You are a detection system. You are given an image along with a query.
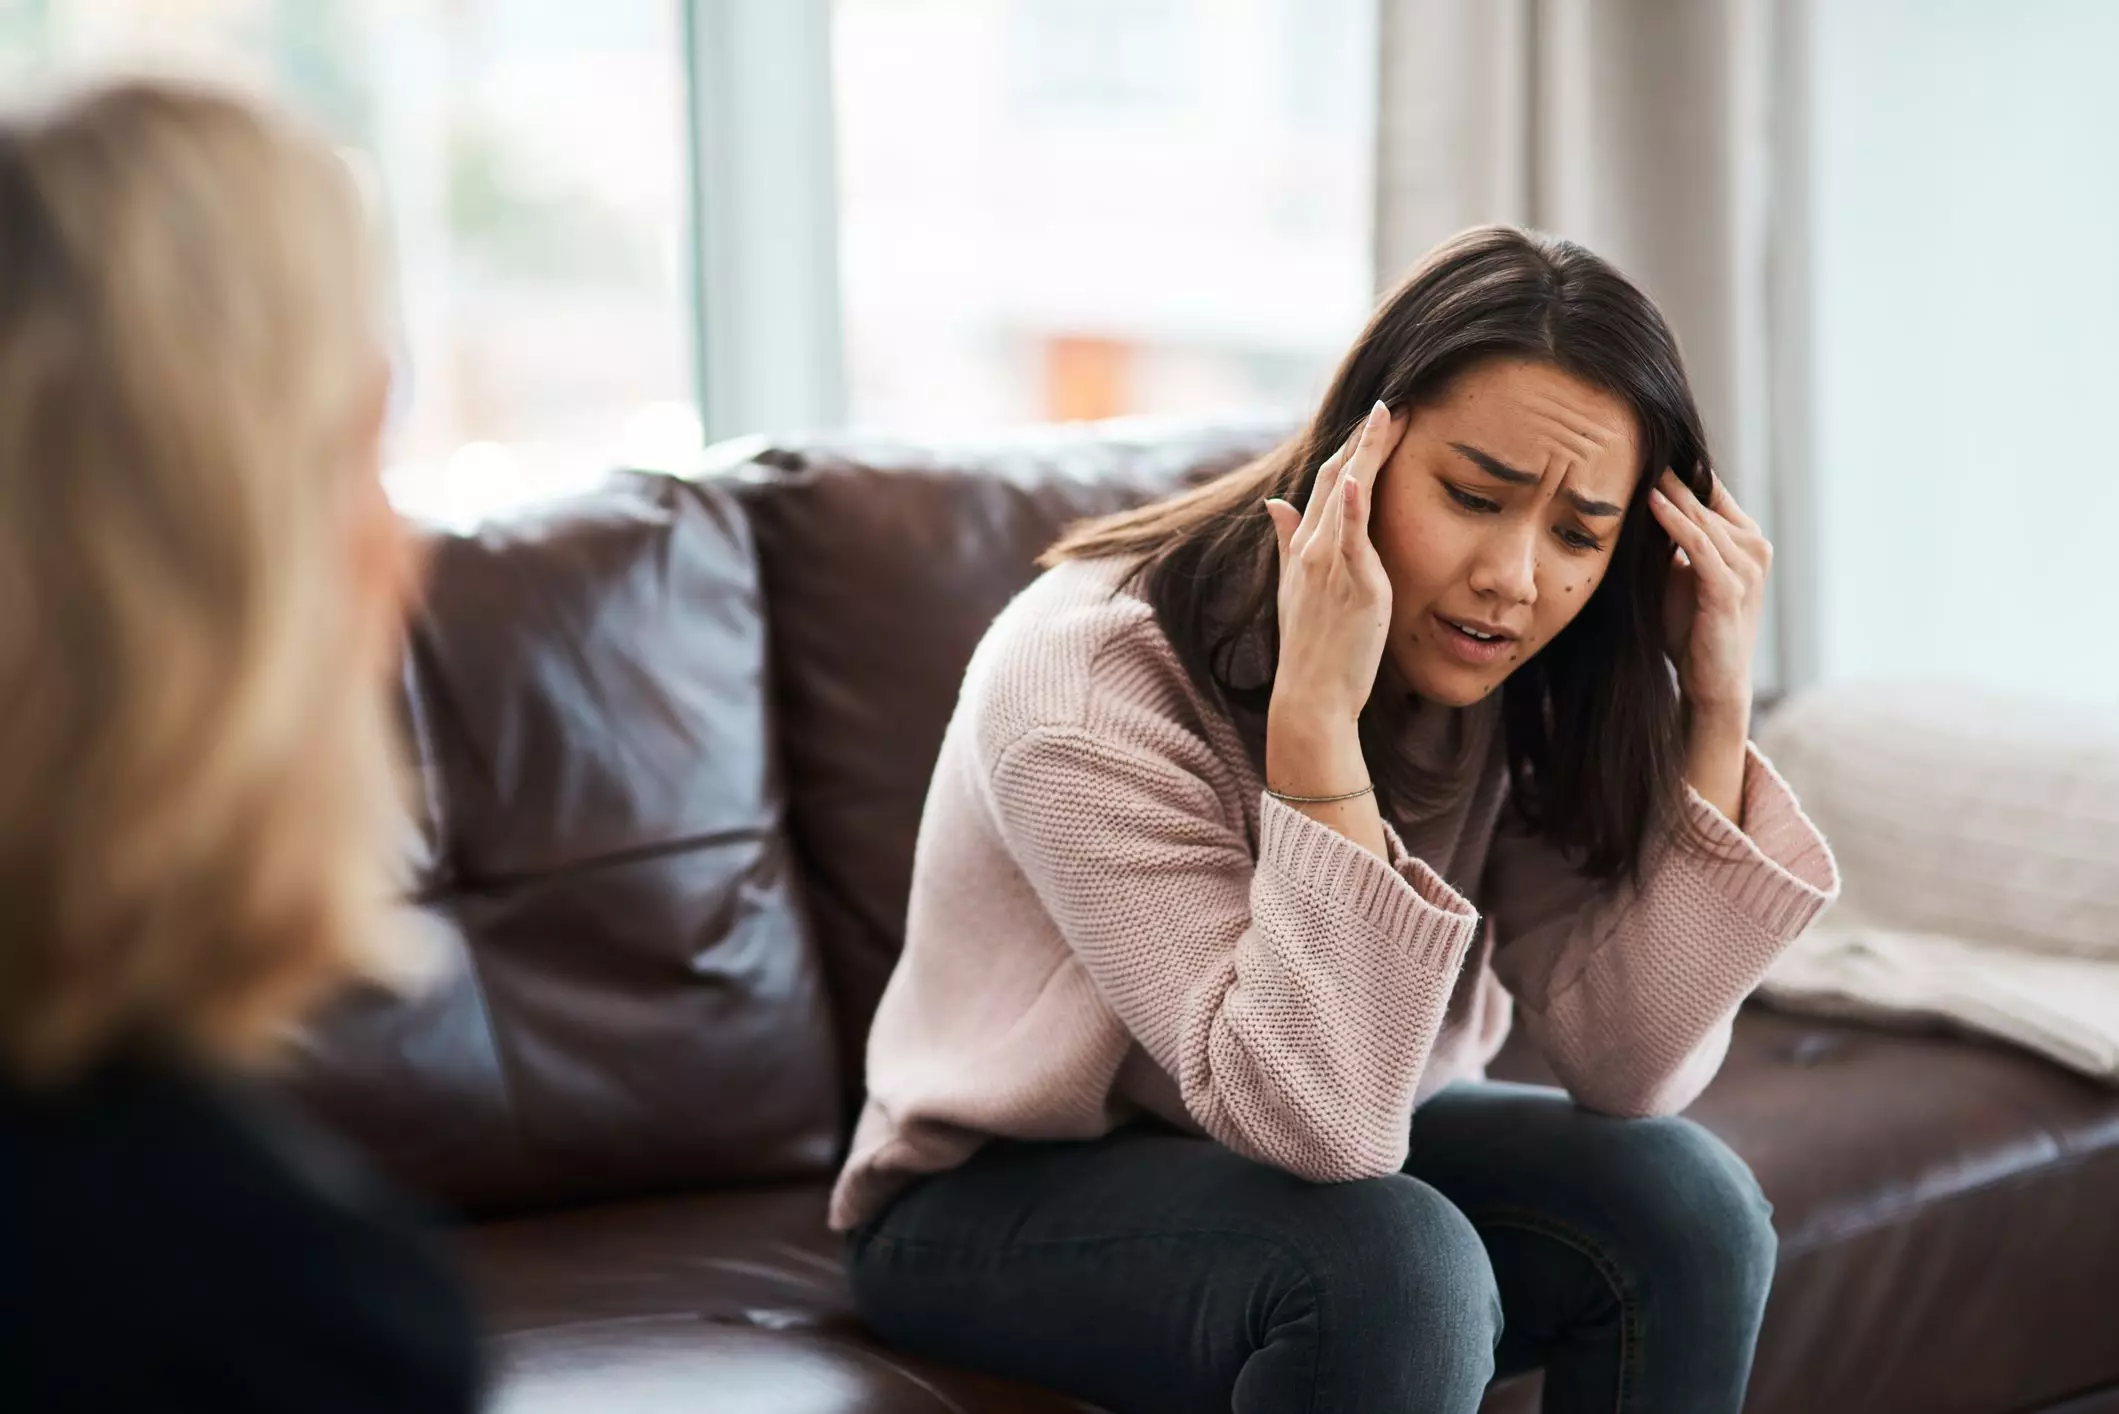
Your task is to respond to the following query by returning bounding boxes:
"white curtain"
[1373,0,1803,693]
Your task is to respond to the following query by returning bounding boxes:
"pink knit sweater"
[829,556,1839,1232]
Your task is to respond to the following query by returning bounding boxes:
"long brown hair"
[1046,225,1717,882]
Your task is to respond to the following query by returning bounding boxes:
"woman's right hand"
[1263,400,1407,730]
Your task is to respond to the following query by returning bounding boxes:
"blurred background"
[0,0,2110,709]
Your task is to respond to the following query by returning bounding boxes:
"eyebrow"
[1447,441,1624,519]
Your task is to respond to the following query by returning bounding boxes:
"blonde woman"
[0,80,480,1410]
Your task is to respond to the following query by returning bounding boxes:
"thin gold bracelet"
[1265,783,1376,805]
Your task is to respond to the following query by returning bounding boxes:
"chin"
[1397,656,1503,709]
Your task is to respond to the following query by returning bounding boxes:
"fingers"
[1319,400,1397,553]
[1317,424,1360,481]
[1264,497,1300,568]
[1345,400,1408,496]
[1294,418,1365,555]
[1657,470,1765,582]
[1649,480,1743,596]
[1680,470,1765,562]
[1319,407,1375,550]
[1337,472,1366,559]
[1703,469,1761,533]
[1299,400,1396,556]
[1689,491,1749,575]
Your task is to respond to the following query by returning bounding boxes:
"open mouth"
[1439,616,1512,643]
[1433,614,1518,665]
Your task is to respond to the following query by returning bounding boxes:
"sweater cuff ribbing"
[1258,791,1479,968]
[1678,741,1842,939]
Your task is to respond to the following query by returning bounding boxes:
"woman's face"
[1369,358,1642,707]
[344,357,421,680]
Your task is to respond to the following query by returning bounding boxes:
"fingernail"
[1370,399,1389,425]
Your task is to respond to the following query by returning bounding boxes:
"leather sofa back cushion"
[723,420,1291,1101]
[292,472,842,1216]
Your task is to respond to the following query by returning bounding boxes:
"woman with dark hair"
[833,225,1839,1413]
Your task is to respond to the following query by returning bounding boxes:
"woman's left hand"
[1649,469,1771,719]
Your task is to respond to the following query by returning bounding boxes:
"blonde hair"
[0,78,418,1085]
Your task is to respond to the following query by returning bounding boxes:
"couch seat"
[462,1008,2119,1414]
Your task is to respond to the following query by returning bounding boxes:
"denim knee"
[1611,1115,1777,1303]
[1258,1173,1501,1406]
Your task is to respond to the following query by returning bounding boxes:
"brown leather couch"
[292,420,2119,1414]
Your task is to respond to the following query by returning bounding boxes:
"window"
[1807,0,2119,707]
[0,0,696,511]
[5,0,1380,466]
[831,0,1379,431]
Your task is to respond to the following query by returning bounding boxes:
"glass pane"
[0,0,696,512]
[832,0,1377,432]
[1809,0,2119,707]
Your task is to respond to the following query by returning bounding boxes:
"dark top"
[0,1052,484,1412]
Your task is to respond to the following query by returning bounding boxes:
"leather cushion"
[293,472,842,1216]
[462,1185,1095,1414]
[717,419,1292,1109]
[460,1007,2119,1414]
[489,1322,1101,1414]
[1485,1007,2119,1414]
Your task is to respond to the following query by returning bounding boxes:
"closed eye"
[1557,526,1605,552]
[1446,484,1499,513]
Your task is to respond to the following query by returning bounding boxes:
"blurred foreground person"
[0,78,482,1412]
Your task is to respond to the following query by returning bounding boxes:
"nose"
[1467,519,1539,607]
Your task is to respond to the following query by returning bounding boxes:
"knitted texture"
[829,557,1840,1231]
[1756,680,2119,1080]
[1756,681,2119,960]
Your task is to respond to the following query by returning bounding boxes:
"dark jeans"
[847,1081,1776,1414]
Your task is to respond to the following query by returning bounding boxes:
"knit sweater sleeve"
[987,724,1481,1182]
[1485,739,1840,1116]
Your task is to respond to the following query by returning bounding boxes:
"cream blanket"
[1755,681,2119,1082]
